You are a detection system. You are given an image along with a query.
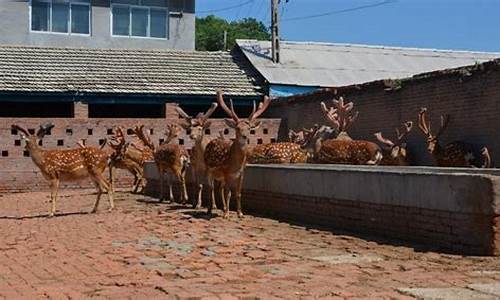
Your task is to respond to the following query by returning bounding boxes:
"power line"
[280,0,397,22]
[197,0,254,14]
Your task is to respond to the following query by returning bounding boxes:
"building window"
[111,0,168,39]
[30,0,90,35]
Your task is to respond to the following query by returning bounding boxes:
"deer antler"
[11,124,31,137]
[249,96,271,123]
[335,97,358,132]
[418,108,431,136]
[375,121,413,148]
[133,125,155,151]
[165,124,180,144]
[217,90,239,122]
[321,97,358,133]
[320,102,340,130]
[201,102,218,122]
[36,123,54,139]
[396,121,413,141]
[374,132,395,147]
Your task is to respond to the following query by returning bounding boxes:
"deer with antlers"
[12,123,114,217]
[154,123,190,203]
[417,108,491,167]
[316,97,382,165]
[175,103,218,208]
[106,127,154,193]
[204,90,271,218]
[374,121,414,166]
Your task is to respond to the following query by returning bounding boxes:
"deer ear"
[252,120,262,129]
[391,146,400,158]
[224,118,237,128]
[178,120,191,130]
[203,120,212,129]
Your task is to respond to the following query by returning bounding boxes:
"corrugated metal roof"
[236,39,500,87]
[0,45,263,97]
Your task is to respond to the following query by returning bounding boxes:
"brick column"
[165,103,179,120]
[74,102,88,119]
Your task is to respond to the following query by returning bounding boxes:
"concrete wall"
[0,112,281,193]
[265,60,500,167]
[0,0,195,50]
[144,163,500,256]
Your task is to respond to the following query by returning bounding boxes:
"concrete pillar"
[74,102,88,119]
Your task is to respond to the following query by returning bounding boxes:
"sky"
[196,0,500,53]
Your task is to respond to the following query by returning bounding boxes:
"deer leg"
[235,175,244,218]
[97,172,115,212]
[91,180,103,214]
[220,184,228,218]
[109,165,115,194]
[48,179,59,217]
[179,170,188,205]
[207,175,215,216]
[159,169,165,202]
[192,170,202,209]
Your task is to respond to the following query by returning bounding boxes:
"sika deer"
[417,108,491,167]
[317,97,382,165]
[12,123,114,217]
[204,90,271,218]
[176,103,218,208]
[154,124,190,203]
[107,129,146,193]
[374,121,413,166]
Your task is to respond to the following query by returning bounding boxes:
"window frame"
[110,2,169,40]
[29,0,91,36]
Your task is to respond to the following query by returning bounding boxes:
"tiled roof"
[0,45,263,97]
[236,39,500,88]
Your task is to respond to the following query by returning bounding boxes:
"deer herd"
[11,91,492,218]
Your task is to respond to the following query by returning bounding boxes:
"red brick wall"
[0,117,281,193]
[266,60,500,166]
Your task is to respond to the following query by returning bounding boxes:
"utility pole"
[223,30,228,51]
[271,0,280,63]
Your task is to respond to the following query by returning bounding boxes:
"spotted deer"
[12,123,114,217]
[247,142,308,164]
[154,124,190,203]
[317,97,382,165]
[204,90,271,218]
[175,103,218,208]
[417,108,491,167]
[374,121,413,166]
[107,128,146,193]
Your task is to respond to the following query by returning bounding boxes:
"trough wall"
[144,163,500,256]
[265,60,500,167]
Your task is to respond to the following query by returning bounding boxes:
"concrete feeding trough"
[144,162,500,256]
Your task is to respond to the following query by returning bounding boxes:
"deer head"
[12,123,54,151]
[216,90,271,146]
[320,97,359,140]
[176,102,218,141]
[288,129,305,144]
[418,108,450,154]
[375,121,413,160]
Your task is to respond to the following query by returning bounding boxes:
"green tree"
[196,15,271,51]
